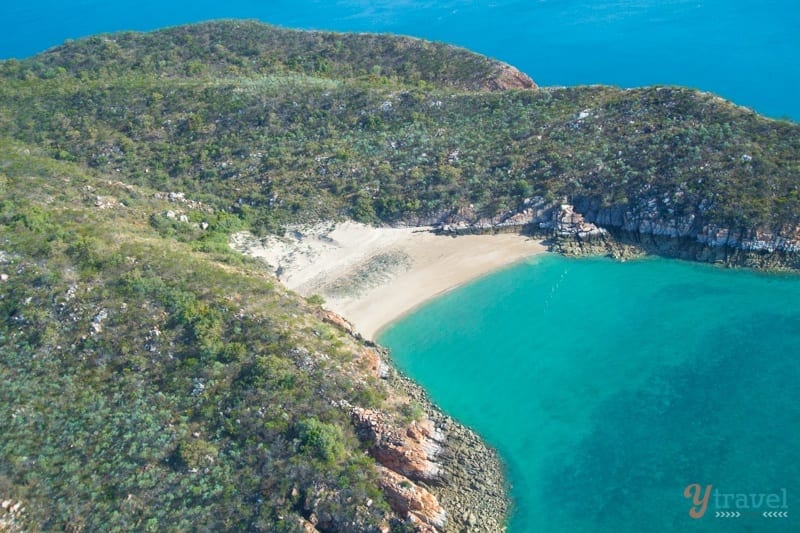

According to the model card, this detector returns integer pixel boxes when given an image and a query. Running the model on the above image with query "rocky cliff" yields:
[350,367,510,533]
[352,407,445,485]
[566,197,800,269]
[437,196,800,270]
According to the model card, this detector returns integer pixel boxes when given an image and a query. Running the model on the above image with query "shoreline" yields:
[369,253,535,341]
[385,353,512,532]
[231,221,548,340]
[229,221,545,530]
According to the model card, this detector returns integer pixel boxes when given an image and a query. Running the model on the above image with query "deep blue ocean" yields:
[1,0,799,120]
[2,2,799,531]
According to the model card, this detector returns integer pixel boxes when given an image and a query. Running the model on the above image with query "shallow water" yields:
[2,0,799,119]
[379,255,800,531]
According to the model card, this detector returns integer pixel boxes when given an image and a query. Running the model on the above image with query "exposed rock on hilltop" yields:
[484,64,536,91]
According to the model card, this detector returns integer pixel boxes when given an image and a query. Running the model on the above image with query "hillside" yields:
[0,138,509,532]
[1,19,799,532]
[1,20,799,266]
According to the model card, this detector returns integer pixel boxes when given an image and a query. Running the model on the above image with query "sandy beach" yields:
[231,222,547,340]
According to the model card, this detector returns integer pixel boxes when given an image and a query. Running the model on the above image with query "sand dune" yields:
[231,222,547,340]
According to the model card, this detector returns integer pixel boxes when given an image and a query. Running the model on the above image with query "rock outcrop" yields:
[320,308,356,336]
[0,498,25,532]
[436,196,800,270]
[349,406,452,530]
[376,466,446,532]
[438,196,556,235]
[545,203,607,239]
[342,346,507,532]
[351,407,444,484]
[389,371,510,533]
[484,64,537,91]
[575,198,800,254]
[564,198,800,269]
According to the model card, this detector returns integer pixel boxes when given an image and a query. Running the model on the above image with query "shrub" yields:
[295,417,345,464]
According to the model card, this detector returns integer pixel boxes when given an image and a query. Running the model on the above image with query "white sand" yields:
[231,222,547,340]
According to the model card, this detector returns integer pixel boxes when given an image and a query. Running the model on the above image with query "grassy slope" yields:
[0,140,395,531]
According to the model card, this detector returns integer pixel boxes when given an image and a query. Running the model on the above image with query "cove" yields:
[379,255,800,532]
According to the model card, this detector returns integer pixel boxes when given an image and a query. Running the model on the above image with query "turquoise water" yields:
[1,1,798,120]
[379,255,800,532]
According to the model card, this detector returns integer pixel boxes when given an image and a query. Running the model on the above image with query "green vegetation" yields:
[1,21,798,233]
[306,294,326,306]
[0,19,798,531]
[0,139,391,530]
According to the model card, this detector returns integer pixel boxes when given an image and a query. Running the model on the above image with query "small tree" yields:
[296,418,345,464]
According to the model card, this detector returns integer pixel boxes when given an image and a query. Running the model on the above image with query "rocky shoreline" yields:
[317,308,510,532]
[379,346,510,533]
[436,198,800,271]
[234,225,540,531]
[358,206,800,533]
[260,203,799,532]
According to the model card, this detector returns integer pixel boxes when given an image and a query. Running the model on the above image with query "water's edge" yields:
[441,223,800,272]
[374,229,800,530]
[376,343,512,531]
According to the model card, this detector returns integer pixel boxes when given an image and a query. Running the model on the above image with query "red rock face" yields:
[376,465,446,531]
[351,408,444,484]
[360,347,383,379]
[351,408,448,530]
[320,309,355,335]
[484,64,537,91]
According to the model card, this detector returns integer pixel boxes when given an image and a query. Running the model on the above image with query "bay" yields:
[379,255,800,531]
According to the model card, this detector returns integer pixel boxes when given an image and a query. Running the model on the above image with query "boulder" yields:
[376,465,446,531]
[320,309,355,335]
[352,408,443,484]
